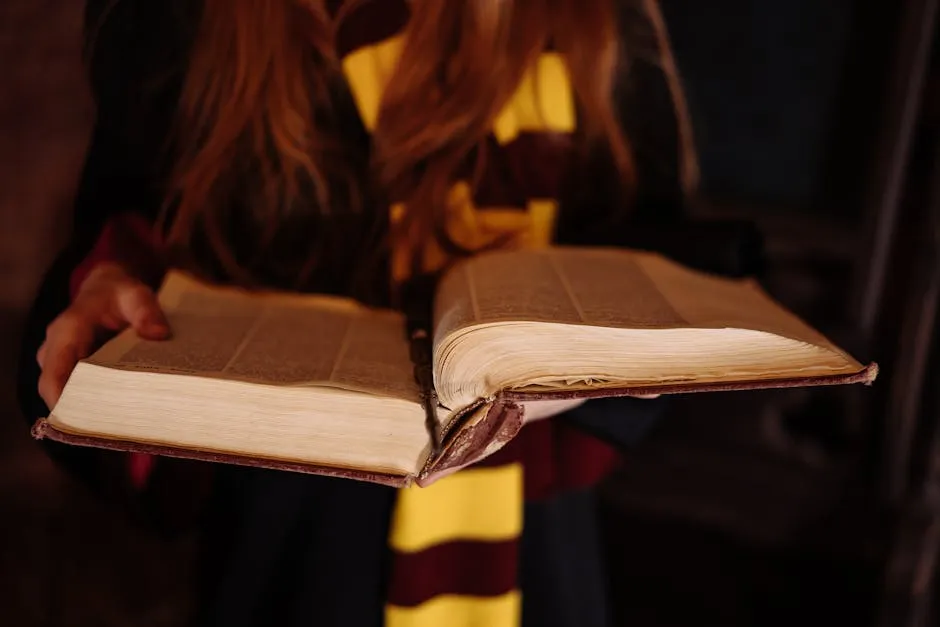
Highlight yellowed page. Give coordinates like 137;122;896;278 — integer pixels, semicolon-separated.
433;248;579;343
543;248;689;328
89;271;418;402
434;248;689;342
436;247;844;349
430;247;864;403
634;253;840;350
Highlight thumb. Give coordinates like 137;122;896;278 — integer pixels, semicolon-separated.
115;282;171;340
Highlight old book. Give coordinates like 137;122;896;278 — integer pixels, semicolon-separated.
33;247;877;487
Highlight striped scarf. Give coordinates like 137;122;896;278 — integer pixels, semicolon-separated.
335;1;582;624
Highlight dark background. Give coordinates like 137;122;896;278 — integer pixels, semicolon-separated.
2;1;938;625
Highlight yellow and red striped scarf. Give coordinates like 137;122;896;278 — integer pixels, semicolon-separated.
339;9;576;626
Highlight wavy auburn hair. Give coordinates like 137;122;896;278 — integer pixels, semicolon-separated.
162;0;695;290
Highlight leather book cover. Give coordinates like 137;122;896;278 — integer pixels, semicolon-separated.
31;417;414;487
418;361;879;481
31;399;522;488
33;362;877;487
498;362;879;401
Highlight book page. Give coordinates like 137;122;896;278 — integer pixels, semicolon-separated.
634;253;839;350
434;247;843;351
430;247;865;408
433;248;688;344
89;272;418;402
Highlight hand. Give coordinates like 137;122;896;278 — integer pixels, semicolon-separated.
521;393;661;423
522;398;588;423
421;393;662;485
37;263;170;408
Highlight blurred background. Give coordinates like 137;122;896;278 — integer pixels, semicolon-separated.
2;0;939;625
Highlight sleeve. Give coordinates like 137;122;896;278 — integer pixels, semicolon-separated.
561;396;667;448
16;1;209;533
69;211;167;297
69;212;167;492
17;208;204;532
554;1;688;249
16;211;169;508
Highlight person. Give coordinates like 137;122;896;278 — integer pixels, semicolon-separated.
18;0;699;625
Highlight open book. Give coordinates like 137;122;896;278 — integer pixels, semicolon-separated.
34;247;877;487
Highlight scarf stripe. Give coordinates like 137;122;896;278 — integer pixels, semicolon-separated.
385;591;521;627
386;540;519;606
389;464;523;552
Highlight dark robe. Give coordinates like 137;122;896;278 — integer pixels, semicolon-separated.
17;1;692;625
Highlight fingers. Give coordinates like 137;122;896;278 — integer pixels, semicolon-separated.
114;281;170;340
416;465;463;487
522;398;587;423
37;314;95;409
36;274;170;410
38;343;81;409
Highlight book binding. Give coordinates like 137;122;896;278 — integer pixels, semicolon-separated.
31;399;524;488
32;363;877;486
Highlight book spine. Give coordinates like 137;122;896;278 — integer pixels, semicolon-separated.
401;273;443;455
415;401;524;487
409;328;441;454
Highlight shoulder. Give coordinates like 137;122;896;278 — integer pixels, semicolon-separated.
613;0;695;221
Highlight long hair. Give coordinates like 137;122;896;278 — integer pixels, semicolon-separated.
163;0;695;290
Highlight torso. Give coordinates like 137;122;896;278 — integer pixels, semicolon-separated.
86;0;670;296
332;0;578;282
74;3;687;625
85;0;688;308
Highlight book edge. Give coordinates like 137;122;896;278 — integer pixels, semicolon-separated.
33;363;878;489
31;419;411;488
415;400;524;486
497;362;879;401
